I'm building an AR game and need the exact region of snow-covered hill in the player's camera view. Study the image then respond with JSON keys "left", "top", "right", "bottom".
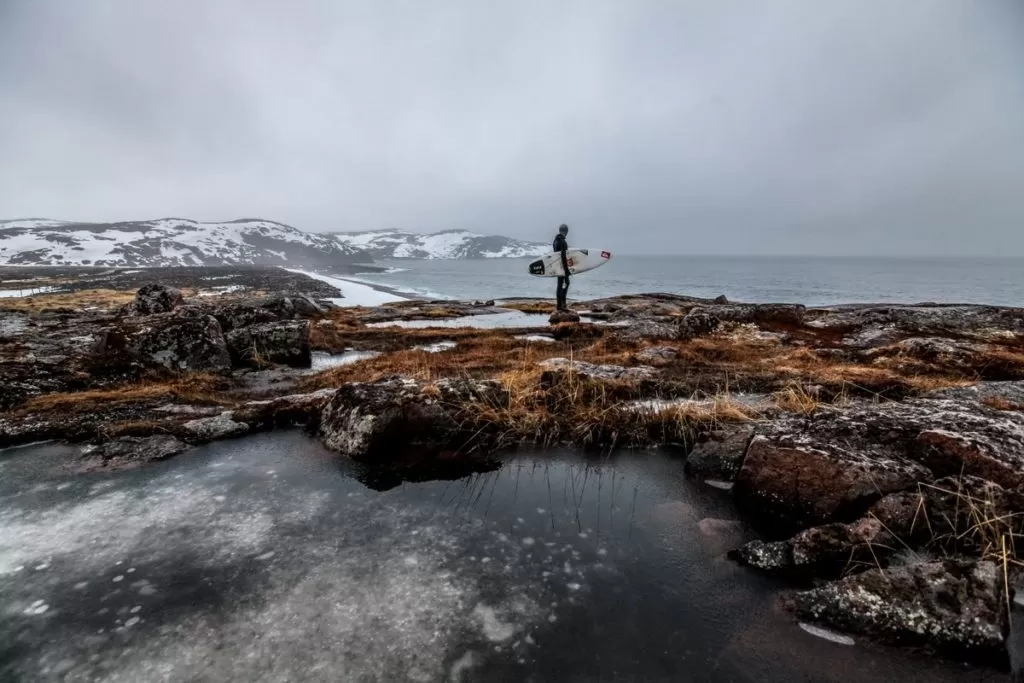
{"left": 330, "top": 229, "right": 549, "bottom": 259}
{"left": 0, "top": 218, "right": 364, "bottom": 268}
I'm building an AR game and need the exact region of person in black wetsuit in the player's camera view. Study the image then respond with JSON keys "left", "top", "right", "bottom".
{"left": 553, "top": 223, "right": 570, "bottom": 310}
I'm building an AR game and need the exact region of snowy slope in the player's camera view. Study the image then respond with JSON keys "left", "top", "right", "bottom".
{"left": 0, "top": 218, "right": 364, "bottom": 268}
{"left": 331, "top": 229, "right": 549, "bottom": 259}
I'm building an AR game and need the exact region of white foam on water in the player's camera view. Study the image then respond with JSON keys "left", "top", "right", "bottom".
{"left": 473, "top": 604, "right": 518, "bottom": 642}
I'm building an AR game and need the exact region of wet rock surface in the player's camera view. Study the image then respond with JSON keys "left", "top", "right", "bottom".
{"left": 790, "top": 559, "right": 1007, "bottom": 663}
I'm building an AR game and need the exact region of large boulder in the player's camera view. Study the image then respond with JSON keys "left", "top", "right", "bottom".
{"left": 95, "top": 308, "right": 232, "bottom": 373}
{"left": 549, "top": 310, "right": 581, "bottom": 325}
{"left": 212, "top": 294, "right": 328, "bottom": 332}
{"left": 734, "top": 398, "right": 1024, "bottom": 529}
{"left": 790, "top": 559, "right": 1007, "bottom": 664}
{"left": 317, "top": 378, "right": 508, "bottom": 461}
{"left": 123, "top": 284, "right": 184, "bottom": 316}
{"left": 225, "top": 320, "right": 311, "bottom": 369}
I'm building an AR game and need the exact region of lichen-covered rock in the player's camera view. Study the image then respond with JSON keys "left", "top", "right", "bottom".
{"left": 225, "top": 320, "right": 311, "bottom": 369}
{"left": 95, "top": 309, "right": 232, "bottom": 373}
{"left": 123, "top": 284, "right": 184, "bottom": 316}
{"left": 539, "top": 358, "right": 659, "bottom": 382}
{"left": 614, "top": 320, "right": 679, "bottom": 341}
{"left": 635, "top": 346, "right": 679, "bottom": 364}
{"left": 434, "top": 378, "right": 509, "bottom": 408}
{"left": 791, "top": 560, "right": 1007, "bottom": 663}
{"left": 182, "top": 412, "right": 249, "bottom": 442}
{"left": 678, "top": 309, "right": 721, "bottom": 339}
{"left": 80, "top": 435, "right": 189, "bottom": 470}
{"left": 685, "top": 426, "right": 755, "bottom": 481}
{"left": 318, "top": 378, "right": 501, "bottom": 461}
{"left": 808, "top": 304, "right": 1024, "bottom": 345}
{"left": 732, "top": 517, "right": 893, "bottom": 578}
{"left": 734, "top": 398, "right": 1024, "bottom": 528}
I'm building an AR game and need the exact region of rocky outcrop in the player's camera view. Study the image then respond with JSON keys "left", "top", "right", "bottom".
{"left": 733, "top": 397, "right": 1024, "bottom": 529}
{"left": 635, "top": 346, "right": 679, "bottom": 365}
{"left": 122, "top": 284, "right": 184, "bottom": 316}
{"left": 95, "top": 308, "right": 233, "bottom": 373}
{"left": 182, "top": 412, "right": 250, "bottom": 442}
{"left": 678, "top": 309, "right": 721, "bottom": 339}
{"left": 225, "top": 320, "right": 311, "bottom": 369}
{"left": 790, "top": 559, "right": 1007, "bottom": 663}
{"left": 212, "top": 294, "right": 327, "bottom": 332}
{"left": 317, "top": 378, "right": 508, "bottom": 461}
{"left": 538, "top": 358, "right": 660, "bottom": 382}
{"left": 79, "top": 435, "right": 189, "bottom": 470}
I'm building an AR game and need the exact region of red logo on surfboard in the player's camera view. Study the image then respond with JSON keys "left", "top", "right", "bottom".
{"left": 600, "top": 251, "right": 611, "bottom": 259}
{"left": 566, "top": 258, "right": 575, "bottom": 267}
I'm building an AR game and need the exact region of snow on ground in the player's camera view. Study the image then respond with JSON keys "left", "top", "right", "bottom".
{"left": 331, "top": 230, "right": 548, "bottom": 259}
{"left": 284, "top": 268, "right": 406, "bottom": 307}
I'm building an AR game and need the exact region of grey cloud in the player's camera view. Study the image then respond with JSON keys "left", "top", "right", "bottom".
{"left": 1, "top": 0, "right": 1023, "bottom": 255}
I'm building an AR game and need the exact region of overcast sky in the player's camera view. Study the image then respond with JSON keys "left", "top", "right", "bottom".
{"left": 2, "top": 1, "right": 1023, "bottom": 256}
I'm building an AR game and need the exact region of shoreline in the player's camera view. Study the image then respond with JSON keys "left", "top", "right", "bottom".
{"left": 0, "top": 266, "right": 1022, "bottom": 678}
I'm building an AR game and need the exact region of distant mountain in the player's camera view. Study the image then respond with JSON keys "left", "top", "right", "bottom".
{"left": 330, "top": 229, "right": 549, "bottom": 259}
{"left": 0, "top": 218, "right": 364, "bottom": 268}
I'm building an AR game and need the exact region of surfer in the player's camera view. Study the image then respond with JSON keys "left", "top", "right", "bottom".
{"left": 553, "top": 224, "right": 570, "bottom": 310}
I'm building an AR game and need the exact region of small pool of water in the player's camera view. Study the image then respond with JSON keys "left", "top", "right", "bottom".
{"left": 0, "top": 434, "right": 1000, "bottom": 682}
{"left": 367, "top": 311, "right": 549, "bottom": 330}
{"left": 309, "top": 349, "right": 381, "bottom": 371}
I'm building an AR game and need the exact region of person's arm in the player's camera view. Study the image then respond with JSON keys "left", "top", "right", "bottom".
{"left": 557, "top": 236, "right": 570, "bottom": 277}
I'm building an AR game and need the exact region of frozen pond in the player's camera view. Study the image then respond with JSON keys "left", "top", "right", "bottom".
{"left": 0, "top": 434, "right": 1002, "bottom": 682}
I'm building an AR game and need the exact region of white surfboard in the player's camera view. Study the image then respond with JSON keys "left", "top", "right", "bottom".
{"left": 527, "top": 248, "right": 612, "bottom": 278}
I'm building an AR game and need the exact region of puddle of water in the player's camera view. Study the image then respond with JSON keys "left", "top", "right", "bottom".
{"left": 0, "top": 434, "right": 1001, "bottom": 682}
{"left": 0, "top": 286, "right": 62, "bottom": 298}
{"left": 310, "top": 350, "right": 381, "bottom": 371}
{"left": 413, "top": 341, "right": 457, "bottom": 353}
{"left": 367, "top": 311, "right": 549, "bottom": 330}
{"left": 514, "top": 334, "right": 556, "bottom": 343}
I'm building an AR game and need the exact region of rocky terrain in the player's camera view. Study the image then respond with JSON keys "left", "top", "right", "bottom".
{"left": 1, "top": 268, "right": 1023, "bottom": 677}
{"left": 329, "top": 228, "right": 549, "bottom": 259}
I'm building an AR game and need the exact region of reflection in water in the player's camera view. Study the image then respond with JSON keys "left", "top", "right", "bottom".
{"left": 0, "top": 433, "right": 1004, "bottom": 682}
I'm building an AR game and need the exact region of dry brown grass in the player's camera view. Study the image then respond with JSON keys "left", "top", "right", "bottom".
{"left": 503, "top": 301, "right": 556, "bottom": 314}
{"left": 0, "top": 288, "right": 136, "bottom": 313}
{"left": 451, "top": 365, "right": 759, "bottom": 451}
{"left": 22, "top": 373, "right": 234, "bottom": 415}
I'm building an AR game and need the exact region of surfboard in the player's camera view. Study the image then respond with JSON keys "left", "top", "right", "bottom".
{"left": 527, "top": 248, "right": 612, "bottom": 278}
{"left": 528, "top": 248, "right": 612, "bottom": 278}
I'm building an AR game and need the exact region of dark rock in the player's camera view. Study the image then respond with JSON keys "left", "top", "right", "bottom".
{"left": 868, "top": 475, "right": 1024, "bottom": 557}
{"left": 685, "top": 425, "right": 755, "bottom": 481}
{"left": 225, "top": 320, "right": 311, "bottom": 369}
{"left": 124, "top": 284, "right": 184, "bottom": 316}
{"left": 734, "top": 398, "right": 1024, "bottom": 529}
{"left": 80, "top": 435, "right": 189, "bottom": 470}
{"left": 95, "top": 309, "right": 232, "bottom": 373}
{"left": 733, "top": 517, "right": 893, "bottom": 578}
{"left": 235, "top": 388, "right": 336, "bottom": 431}
{"left": 790, "top": 559, "right": 1007, "bottom": 663}
{"left": 713, "top": 295, "right": 729, "bottom": 304}
{"left": 549, "top": 310, "right": 581, "bottom": 325}
{"left": 636, "top": 346, "right": 679, "bottom": 365}
{"left": 318, "top": 377, "right": 504, "bottom": 461}
{"left": 678, "top": 308, "right": 721, "bottom": 339}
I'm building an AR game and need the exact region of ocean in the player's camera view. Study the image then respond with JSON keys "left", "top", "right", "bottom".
{"left": 346, "top": 255, "right": 1024, "bottom": 307}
